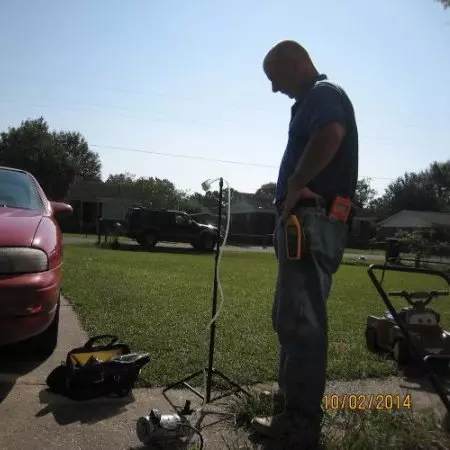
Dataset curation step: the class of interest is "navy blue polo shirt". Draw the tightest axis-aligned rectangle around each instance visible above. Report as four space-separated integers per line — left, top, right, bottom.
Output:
274 74 359 205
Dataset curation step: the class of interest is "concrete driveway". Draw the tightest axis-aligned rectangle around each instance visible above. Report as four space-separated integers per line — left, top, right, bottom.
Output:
0 297 147 450
2 296 448 449
0 297 245 450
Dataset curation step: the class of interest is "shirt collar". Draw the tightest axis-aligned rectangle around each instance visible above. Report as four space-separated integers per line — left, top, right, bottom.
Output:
291 73 328 115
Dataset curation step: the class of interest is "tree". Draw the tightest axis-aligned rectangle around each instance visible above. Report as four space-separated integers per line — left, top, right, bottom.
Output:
368 171 442 219
354 177 377 209
255 182 276 208
105 172 136 185
105 172 188 210
53 131 101 184
424 160 450 211
368 159 450 218
437 0 450 8
0 117 101 200
177 194 204 214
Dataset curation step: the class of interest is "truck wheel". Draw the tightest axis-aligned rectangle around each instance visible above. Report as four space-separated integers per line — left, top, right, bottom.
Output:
393 338 411 365
365 327 378 353
200 234 215 252
141 232 157 248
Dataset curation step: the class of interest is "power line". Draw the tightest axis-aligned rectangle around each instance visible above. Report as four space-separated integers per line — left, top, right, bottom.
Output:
0 94 406 182
0 71 272 113
0 72 442 129
0 98 234 130
0 96 417 147
0 96 401 181
90 144 276 168
90 143 396 181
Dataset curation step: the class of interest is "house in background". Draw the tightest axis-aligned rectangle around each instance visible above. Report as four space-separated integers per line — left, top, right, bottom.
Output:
376 210 450 241
347 207 378 247
62 181 380 248
63 181 158 233
228 194 379 248
228 192 277 246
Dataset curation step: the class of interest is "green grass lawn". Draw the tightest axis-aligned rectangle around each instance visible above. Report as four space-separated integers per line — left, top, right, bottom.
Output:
345 248 385 255
61 244 450 388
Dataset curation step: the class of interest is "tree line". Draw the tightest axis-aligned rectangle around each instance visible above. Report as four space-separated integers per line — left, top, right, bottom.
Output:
0 117 448 220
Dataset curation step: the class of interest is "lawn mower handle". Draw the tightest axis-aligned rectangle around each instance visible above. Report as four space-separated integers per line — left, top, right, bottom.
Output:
367 264 450 284
367 264 450 414
389 290 449 298
388 289 449 306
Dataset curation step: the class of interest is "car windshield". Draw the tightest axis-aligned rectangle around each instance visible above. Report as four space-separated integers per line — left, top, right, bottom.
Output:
0 169 45 211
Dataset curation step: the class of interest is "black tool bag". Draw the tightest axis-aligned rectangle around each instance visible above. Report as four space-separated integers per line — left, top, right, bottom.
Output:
46 335 151 401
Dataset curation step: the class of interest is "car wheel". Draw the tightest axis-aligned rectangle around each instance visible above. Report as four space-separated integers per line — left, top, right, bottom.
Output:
32 298 60 356
365 327 378 353
142 232 158 248
200 234 215 252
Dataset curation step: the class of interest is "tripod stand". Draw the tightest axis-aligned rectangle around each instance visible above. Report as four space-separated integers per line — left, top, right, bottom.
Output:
163 177 249 404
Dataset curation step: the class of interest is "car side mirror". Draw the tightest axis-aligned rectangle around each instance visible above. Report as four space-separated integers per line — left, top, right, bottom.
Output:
50 201 73 218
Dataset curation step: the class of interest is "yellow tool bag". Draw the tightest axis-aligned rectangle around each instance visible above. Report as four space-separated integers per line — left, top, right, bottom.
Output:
66 334 131 367
46 335 150 401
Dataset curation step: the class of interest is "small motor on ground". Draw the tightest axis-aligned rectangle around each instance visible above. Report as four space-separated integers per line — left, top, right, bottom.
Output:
136 403 194 445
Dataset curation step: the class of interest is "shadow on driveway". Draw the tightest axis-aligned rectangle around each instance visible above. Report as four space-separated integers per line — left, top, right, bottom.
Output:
36 388 135 425
0 340 50 404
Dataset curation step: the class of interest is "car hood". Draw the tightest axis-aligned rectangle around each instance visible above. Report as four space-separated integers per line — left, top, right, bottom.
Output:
198 223 218 230
0 207 43 247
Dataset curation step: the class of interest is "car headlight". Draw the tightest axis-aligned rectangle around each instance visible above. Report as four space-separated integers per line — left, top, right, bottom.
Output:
0 248 49 275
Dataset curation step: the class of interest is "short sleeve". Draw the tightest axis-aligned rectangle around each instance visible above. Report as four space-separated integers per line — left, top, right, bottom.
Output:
306 84 346 135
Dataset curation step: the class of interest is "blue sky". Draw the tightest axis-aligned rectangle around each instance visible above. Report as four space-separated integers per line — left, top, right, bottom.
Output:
0 0 449 198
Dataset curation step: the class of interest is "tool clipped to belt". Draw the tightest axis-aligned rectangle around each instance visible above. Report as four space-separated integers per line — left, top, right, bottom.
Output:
284 196 354 261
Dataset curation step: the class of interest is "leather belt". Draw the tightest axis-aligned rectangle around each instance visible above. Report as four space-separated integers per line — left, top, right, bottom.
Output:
275 196 327 216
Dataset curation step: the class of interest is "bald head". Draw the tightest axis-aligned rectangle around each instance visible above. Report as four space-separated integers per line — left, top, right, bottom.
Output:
263 40 317 99
263 40 311 68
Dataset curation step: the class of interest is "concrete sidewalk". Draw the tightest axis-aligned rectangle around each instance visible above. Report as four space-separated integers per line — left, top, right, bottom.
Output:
1 297 449 450
0 297 249 450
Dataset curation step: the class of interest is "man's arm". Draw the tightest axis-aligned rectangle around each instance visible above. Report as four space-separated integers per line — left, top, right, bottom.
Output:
288 84 347 193
288 122 345 192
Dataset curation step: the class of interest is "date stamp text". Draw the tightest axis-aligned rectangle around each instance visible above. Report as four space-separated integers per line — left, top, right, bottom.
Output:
323 393 412 411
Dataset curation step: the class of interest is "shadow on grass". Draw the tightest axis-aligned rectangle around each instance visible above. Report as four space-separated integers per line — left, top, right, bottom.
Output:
0 340 52 404
226 388 450 450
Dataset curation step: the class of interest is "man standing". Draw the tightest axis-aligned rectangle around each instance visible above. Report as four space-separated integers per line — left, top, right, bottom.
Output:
251 41 359 449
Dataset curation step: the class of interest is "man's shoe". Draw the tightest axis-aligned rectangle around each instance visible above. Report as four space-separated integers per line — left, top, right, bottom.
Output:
251 412 322 448
258 390 285 415
251 413 292 439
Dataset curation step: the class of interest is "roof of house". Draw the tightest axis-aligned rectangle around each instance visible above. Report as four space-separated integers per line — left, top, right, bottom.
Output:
378 210 450 228
353 207 377 219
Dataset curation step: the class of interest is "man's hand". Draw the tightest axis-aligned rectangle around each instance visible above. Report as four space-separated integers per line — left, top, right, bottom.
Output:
280 182 321 222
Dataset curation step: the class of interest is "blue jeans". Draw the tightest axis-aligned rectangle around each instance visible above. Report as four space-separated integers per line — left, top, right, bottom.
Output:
272 205 349 422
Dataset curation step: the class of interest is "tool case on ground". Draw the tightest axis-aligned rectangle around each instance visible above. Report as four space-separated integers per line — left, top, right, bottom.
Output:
46 334 150 401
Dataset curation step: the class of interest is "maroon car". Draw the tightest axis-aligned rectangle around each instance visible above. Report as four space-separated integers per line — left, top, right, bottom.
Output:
0 166 72 354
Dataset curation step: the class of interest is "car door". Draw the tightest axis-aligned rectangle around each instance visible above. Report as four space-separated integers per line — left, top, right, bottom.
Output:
155 212 174 241
173 213 197 243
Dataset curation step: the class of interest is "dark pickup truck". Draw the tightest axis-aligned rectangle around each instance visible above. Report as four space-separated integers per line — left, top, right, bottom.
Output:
124 207 222 251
